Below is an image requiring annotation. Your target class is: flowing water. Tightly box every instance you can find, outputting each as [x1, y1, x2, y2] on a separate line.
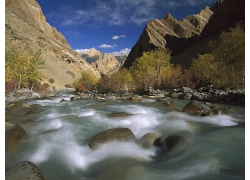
[5, 92, 245, 180]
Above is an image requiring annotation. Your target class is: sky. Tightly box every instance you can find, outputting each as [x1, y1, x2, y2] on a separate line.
[35, 0, 216, 56]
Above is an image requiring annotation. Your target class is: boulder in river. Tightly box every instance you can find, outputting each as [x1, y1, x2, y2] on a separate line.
[88, 127, 135, 149]
[165, 134, 183, 151]
[6, 161, 44, 180]
[5, 123, 26, 152]
[138, 132, 160, 149]
[183, 100, 211, 115]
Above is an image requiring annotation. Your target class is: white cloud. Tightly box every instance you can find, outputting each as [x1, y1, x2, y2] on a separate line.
[99, 44, 118, 48]
[75, 49, 91, 54]
[111, 35, 127, 40]
[111, 48, 131, 56]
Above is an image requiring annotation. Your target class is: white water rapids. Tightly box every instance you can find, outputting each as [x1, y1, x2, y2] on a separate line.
[5, 93, 245, 180]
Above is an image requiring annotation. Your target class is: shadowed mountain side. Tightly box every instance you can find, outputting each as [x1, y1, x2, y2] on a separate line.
[170, 34, 218, 68]
[200, 0, 245, 38]
[123, 6, 213, 68]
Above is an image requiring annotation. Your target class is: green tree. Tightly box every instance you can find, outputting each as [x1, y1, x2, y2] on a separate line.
[5, 45, 45, 89]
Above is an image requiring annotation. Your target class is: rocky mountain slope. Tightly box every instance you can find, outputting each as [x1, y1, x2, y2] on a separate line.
[79, 48, 121, 76]
[5, 0, 100, 88]
[123, 0, 244, 69]
[123, 6, 213, 68]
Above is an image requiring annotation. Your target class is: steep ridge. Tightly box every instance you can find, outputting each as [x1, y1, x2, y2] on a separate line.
[79, 48, 121, 76]
[171, 0, 245, 67]
[5, 0, 100, 88]
[123, 0, 244, 69]
[123, 6, 213, 68]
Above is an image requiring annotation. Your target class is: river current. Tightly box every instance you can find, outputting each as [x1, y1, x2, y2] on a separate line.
[5, 92, 245, 180]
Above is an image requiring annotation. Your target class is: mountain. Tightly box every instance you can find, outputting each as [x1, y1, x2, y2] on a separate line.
[5, 0, 100, 88]
[79, 48, 121, 76]
[123, 0, 244, 69]
[123, 6, 213, 68]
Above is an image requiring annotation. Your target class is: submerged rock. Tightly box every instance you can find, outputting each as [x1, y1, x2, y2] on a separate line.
[106, 112, 132, 118]
[6, 161, 44, 180]
[165, 135, 183, 151]
[5, 123, 26, 152]
[138, 132, 160, 149]
[88, 127, 135, 149]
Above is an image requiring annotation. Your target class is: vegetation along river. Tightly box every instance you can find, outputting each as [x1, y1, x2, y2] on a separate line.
[5, 92, 245, 180]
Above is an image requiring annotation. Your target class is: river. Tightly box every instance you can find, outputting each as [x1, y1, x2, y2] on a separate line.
[5, 92, 245, 180]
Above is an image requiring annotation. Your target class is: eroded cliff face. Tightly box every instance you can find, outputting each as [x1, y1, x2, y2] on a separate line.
[123, 6, 213, 68]
[80, 48, 121, 76]
[123, 0, 244, 69]
[5, 0, 100, 88]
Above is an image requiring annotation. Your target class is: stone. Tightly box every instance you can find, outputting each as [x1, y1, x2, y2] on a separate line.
[6, 124, 26, 151]
[129, 95, 142, 102]
[138, 132, 160, 149]
[88, 127, 135, 149]
[191, 92, 203, 100]
[182, 87, 192, 93]
[106, 112, 132, 118]
[6, 161, 44, 180]
[170, 93, 182, 99]
[183, 100, 211, 115]
[165, 135, 183, 151]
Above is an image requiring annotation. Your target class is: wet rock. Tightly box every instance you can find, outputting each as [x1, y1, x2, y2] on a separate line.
[6, 161, 44, 180]
[60, 99, 67, 102]
[170, 93, 182, 99]
[21, 119, 38, 128]
[88, 127, 135, 149]
[70, 96, 79, 101]
[129, 95, 142, 102]
[191, 92, 203, 100]
[182, 87, 192, 93]
[183, 100, 211, 115]
[165, 135, 183, 151]
[106, 112, 132, 118]
[138, 132, 160, 149]
[104, 96, 116, 102]
[6, 123, 26, 152]
[5, 122, 15, 132]
[209, 108, 228, 115]
[179, 92, 192, 100]
[22, 103, 30, 108]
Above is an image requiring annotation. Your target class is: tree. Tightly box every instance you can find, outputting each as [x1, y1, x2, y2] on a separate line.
[209, 24, 245, 88]
[130, 48, 173, 90]
[5, 45, 45, 89]
[73, 71, 99, 92]
[189, 53, 219, 87]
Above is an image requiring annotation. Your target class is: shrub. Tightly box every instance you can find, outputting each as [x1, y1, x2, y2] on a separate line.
[49, 78, 54, 84]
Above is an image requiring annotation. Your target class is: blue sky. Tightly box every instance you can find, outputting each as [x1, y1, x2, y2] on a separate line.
[35, 0, 216, 55]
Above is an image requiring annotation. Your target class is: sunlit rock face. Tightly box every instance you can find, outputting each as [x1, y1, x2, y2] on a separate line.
[80, 48, 121, 76]
[5, 0, 100, 88]
[123, 6, 213, 68]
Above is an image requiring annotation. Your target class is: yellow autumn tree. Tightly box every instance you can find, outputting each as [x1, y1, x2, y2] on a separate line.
[5, 45, 45, 89]
[130, 47, 173, 90]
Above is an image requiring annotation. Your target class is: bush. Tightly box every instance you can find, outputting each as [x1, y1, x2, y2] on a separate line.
[49, 78, 54, 84]
[73, 71, 99, 92]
